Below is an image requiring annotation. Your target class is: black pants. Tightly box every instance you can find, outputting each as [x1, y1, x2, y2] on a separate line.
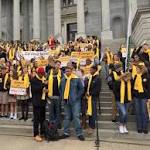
[20, 100, 29, 119]
[33, 106, 46, 137]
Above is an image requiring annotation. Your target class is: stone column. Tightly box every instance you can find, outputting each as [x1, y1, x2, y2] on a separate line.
[33, 0, 40, 40]
[130, 0, 137, 21]
[13, 0, 20, 41]
[0, 0, 2, 39]
[101, 0, 113, 40]
[76, 0, 86, 38]
[54, 0, 62, 40]
[41, 0, 48, 42]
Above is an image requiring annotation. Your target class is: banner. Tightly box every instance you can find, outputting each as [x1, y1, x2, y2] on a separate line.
[9, 80, 27, 95]
[58, 56, 71, 67]
[19, 51, 49, 61]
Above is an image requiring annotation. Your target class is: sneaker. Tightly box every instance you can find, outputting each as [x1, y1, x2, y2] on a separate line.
[13, 114, 17, 120]
[19, 117, 24, 120]
[10, 113, 13, 119]
[123, 126, 128, 134]
[34, 135, 43, 142]
[119, 125, 124, 134]
[78, 135, 85, 141]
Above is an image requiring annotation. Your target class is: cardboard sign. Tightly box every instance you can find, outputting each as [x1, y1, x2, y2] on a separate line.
[58, 56, 71, 67]
[36, 59, 48, 67]
[9, 80, 27, 95]
[80, 51, 94, 59]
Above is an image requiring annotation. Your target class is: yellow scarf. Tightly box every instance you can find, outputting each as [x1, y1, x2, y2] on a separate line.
[132, 65, 137, 79]
[134, 73, 144, 93]
[18, 74, 30, 89]
[144, 49, 150, 61]
[64, 74, 78, 100]
[113, 71, 121, 81]
[9, 48, 15, 60]
[95, 48, 99, 59]
[36, 74, 46, 100]
[113, 72, 132, 103]
[106, 51, 113, 64]
[120, 80, 132, 104]
[48, 73, 61, 97]
[4, 73, 12, 89]
[87, 72, 98, 116]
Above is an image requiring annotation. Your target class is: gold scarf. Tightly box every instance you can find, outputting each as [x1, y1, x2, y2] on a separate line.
[120, 79, 132, 104]
[132, 65, 137, 79]
[18, 74, 30, 89]
[9, 48, 15, 60]
[87, 72, 99, 116]
[113, 72, 132, 103]
[64, 74, 78, 100]
[36, 74, 46, 100]
[144, 49, 150, 62]
[106, 51, 113, 64]
[134, 74, 144, 93]
[48, 73, 61, 97]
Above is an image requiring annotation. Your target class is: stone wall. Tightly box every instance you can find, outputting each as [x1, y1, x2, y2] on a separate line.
[131, 7, 150, 46]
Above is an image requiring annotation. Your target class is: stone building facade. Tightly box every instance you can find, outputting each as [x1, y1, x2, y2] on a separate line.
[0, 0, 150, 43]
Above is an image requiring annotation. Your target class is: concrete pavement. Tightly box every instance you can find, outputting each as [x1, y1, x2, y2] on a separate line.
[0, 134, 149, 150]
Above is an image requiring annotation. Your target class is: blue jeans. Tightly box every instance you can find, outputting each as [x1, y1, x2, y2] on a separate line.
[89, 98, 97, 129]
[105, 64, 109, 79]
[134, 97, 148, 130]
[116, 101, 130, 124]
[64, 101, 83, 136]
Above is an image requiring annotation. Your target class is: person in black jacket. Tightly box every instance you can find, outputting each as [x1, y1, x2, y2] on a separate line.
[86, 65, 101, 131]
[30, 67, 46, 142]
[133, 64, 150, 134]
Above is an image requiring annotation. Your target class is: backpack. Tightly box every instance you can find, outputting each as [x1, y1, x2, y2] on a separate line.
[43, 120, 60, 141]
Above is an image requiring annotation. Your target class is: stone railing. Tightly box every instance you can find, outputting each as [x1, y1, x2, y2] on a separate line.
[131, 7, 150, 46]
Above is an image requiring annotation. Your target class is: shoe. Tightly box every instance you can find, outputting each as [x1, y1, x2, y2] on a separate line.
[24, 117, 28, 121]
[13, 114, 17, 120]
[119, 125, 124, 134]
[19, 117, 24, 120]
[61, 134, 70, 139]
[123, 126, 128, 134]
[112, 119, 117, 123]
[143, 130, 148, 134]
[87, 128, 94, 135]
[78, 135, 85, 141]
[34, 135, 43, 142]
[137, 129, 142, 133]
[10, 113, 13, 119]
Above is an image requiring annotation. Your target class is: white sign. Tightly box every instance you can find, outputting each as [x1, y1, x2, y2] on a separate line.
[9, 88, 27, 96]
[18, 51, 49, 60]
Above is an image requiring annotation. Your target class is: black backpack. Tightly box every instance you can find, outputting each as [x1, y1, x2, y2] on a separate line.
[43, 120, 60, 141]
[107, 75, 113, 90]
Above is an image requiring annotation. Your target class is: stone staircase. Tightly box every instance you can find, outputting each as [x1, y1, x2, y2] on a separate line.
[0, 66, 150, 142]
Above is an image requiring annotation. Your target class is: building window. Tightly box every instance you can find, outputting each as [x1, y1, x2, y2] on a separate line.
[67, 23, 77, 42]
[20, 29, 23, 41]
[20, 0, 23, 15]
[62, 0, 75, 7]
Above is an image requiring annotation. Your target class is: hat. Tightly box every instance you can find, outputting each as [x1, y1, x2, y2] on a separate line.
[37, 67, 45, 75]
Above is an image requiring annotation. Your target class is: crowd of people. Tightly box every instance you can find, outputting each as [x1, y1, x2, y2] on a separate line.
[0, 36, 101, 142]
[103, 43, 150, 134]
[0, 35, 150, 142]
